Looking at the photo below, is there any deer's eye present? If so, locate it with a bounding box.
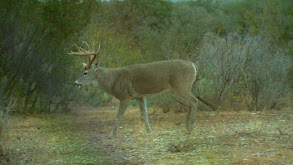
[83,72,88,75]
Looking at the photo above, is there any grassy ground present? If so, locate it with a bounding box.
[2,106,293,164]
[1,108,111,164]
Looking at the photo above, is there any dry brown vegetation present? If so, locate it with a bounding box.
[2,106,293,164]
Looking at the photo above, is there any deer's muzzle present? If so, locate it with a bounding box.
[74,80,82,87]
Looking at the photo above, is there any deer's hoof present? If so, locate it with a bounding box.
[187,123,194,133]
[108,133,116,139]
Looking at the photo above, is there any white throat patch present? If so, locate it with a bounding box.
[192,63,197,78]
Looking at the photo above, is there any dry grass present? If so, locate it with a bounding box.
[99,107,293,164]
[2,106,293,164]
[2,111,110,164]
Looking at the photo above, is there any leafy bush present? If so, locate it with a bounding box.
[0,0,91,113]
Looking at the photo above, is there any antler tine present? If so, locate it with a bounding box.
[96,44,101,53]
[79,46,87,53]
[73,44,86,53]
[75,44,81,51]
[69,42,101,56]
[93,42,95,52]
[76,43,87,53]
[83,41,91,52]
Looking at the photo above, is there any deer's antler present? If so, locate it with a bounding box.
[69,42,101,70]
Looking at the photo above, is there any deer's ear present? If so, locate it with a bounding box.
[95,61,100,67]
[82,62,87,68]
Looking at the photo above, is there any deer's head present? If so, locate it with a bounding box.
[69,42,101,87]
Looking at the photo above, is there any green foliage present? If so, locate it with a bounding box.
[130,99,138,107]
[0,0,292,112]
[0,0,92,113]
[88,90,105,107]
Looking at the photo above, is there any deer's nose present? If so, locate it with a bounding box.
[74,80,82,86]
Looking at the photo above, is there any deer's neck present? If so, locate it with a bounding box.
[96,68,118,95]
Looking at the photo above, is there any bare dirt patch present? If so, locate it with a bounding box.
[2,106,293,164]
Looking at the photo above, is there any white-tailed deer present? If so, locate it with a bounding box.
[70,42,198,138]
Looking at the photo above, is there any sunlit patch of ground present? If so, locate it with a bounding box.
[3,106,293,164]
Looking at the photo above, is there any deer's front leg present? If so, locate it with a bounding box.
[111,99,130,138]
[137,97,151,133]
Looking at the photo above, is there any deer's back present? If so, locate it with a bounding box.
[124,60,196,95]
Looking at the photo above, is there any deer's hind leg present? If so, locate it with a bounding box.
[173,90,198,133]
[137,97,151,133]
[187,93,198,132]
